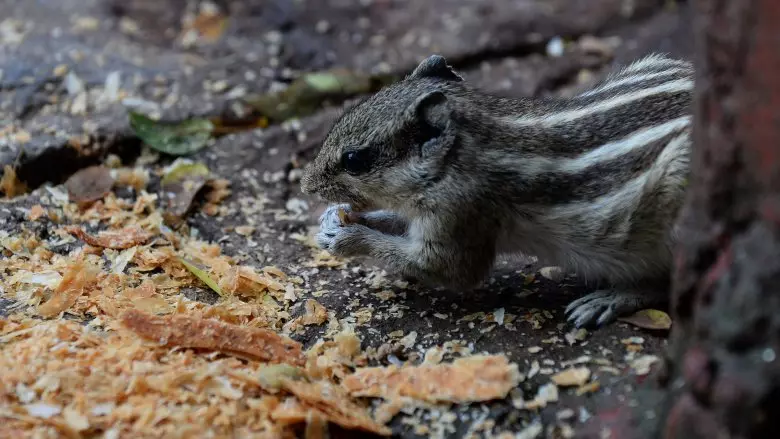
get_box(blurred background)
[1,0,692,190]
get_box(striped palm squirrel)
[300,53,692,328]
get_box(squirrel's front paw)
[316,204,370,257]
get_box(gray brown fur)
[301,54,693,328]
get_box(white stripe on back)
[512,79,693,127]
[557,115,691,173]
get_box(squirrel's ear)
[408,55,463,82]
[404,90,454,158]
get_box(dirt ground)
[0,1,694,437]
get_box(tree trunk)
[580,0,780,437]
[662,0,780,435]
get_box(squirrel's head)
[301,55,464,212]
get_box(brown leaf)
[618,309,672,330]
[64,166,115,204]
[64,225,153,249]
[119,309,305,366]
[160,161,211,224]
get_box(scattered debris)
[551,367,591,387]
[64,225,153,249]
[342,355,522,404]
[120,309,306,365]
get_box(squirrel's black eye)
[341,149,373,176]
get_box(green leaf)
[178,256,224,298]
[161,161,211,186]
[128,111,214,156]
[303,72,344,92]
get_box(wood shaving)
[64,225,153,249]
[120,309,306,366]
[275,379,392,435]
[38,258,101,318]
[550,367,591,387]
[342,354,522,404]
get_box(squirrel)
[300,53,692,328]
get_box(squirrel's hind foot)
[565,287,668,328]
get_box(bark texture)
[665,0,780,437]
[579,0,780,438]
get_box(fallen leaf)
[618,309,672,330]
[178,257,224,298]
[119,309,305,365]
[244,69,398,123]
[160,160,211,222]
[64,165,115,204]
[551,367,591,387]
[64,225,153,249]
[128,111,214,156]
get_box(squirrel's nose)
[299,168,318,195]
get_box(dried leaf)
[64,165,115,204]
[618,309,672,330]
[178,257,224,298]
[342,355,522,404]
[120,309,305,365]
[64,226,153,249]
[161,161,211,222]
[128,111,214,156]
